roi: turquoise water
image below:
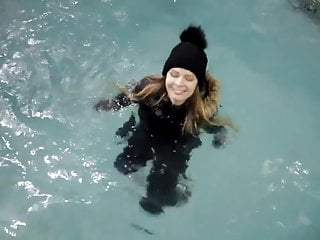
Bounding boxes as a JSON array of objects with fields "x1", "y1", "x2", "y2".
[{"x1": 1, "y1": 0, "x2": 320, "y2": 239}]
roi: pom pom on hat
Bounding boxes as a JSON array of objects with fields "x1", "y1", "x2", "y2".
[{"x1": 180, "y1": 25, "x2": 207, "y2": 50}]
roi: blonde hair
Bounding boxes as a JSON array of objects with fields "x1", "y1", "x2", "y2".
[{"x1": 118, "y1": 74, "x2": 237, "y2": 135}]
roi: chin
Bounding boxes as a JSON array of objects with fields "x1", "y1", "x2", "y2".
[{"x1": 169, "y1": 97, "x2": 185, "y2": 106}]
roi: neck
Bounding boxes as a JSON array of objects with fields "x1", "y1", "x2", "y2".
[
  {"x1": 167, "y1": 96, "x2": 185, "y2": 106},
  {"x1": 162, "y1": 96, "x2": 185, "y2": 109}
]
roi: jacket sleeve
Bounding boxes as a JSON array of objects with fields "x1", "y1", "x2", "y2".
[{"x1": 94, "y1": 78, "x2": 148, "y2": 111}]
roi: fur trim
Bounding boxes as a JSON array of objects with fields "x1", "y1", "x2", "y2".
[
  {"x1": 203, "y1": 74, "x2": 239, "y2": 131},
  {"x1": 203, "y1": 72, "x2": 220, "y2": 118}
]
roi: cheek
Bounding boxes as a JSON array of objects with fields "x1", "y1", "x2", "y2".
[
  {"x1": 165, "y1": 77, "x2": 174, "y2": 89},
  {"x1": 187, "y1": 81, "x2": 197, "y2": 93},
  {"x1": 165, "y1": 80, "x2": 169, "y2": 92}
]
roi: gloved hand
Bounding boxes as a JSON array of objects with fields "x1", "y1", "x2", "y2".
[
  {"x1": 94, "y1": 99, "x2": 113, "y2": 111},
  {"x1": 212, "y1": 126, "x2": 227, "y2": 148},
  {"x1": 139, "y1": 197, "x2": 164, "y2": 214}
]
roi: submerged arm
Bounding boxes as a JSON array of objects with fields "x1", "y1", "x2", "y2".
[
  {"x1": 94, "y1": 93, "x2": 132, "y2": 111},
  {"x1": 94, "y1": 78, "x2": 148, "y2": 111}
]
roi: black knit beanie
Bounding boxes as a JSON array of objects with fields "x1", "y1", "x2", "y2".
[{"x1": 162, "y1": 25, "x2": 208, "y2": 94}]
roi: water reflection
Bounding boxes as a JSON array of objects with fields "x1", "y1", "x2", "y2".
[
  {"x1": 262, "y1": 158, "x2": 310, "y2": 193},
  {"x1": 4, "y1": 220, "x2": 26, "y2": 237}
]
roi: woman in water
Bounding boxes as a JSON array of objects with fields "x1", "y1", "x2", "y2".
[{"x1": 95, "y1": 25, "x2": 231, "y2": 214}]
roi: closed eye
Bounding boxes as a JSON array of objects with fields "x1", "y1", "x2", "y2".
[
  {"x1": 169, "y1": 70, "x2": 179, "y2": 77},
  {"x1": 185, "y1": 77, "x2": 195, "y2": 81}
]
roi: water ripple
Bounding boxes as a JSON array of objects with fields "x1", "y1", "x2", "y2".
[
  {"x1": 48, "y1": 169, "x2": 78, "y2": 181},
  {"x1": 1, "y1": 156, "x2": 27, "y2": 172},
  {"x1": 3, "y1": 220, "x2": 26, "y2": 237}
]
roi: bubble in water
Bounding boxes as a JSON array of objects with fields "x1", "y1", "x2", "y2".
[
  {"x1": 298, "y1": 211, "x2": 312, "y2": 226},
  {"x1": 262, "y1": 158, "x2": 284, "y2": 175},
  {"x1": 12, "y1": 52, "x2": 22, "y2": 59},
  {"x1": 27, "y1": 38, "x2": 43, "y2": 45},
  {"x1": 10, "y1": 220, "x2": 26, "y2": 230},
  {"x1": 113, "y1": 10, "x2": 128, "y2": 23},
  {"x1": 91, "y1": 172, "x2": 106, "y2": 183},
  {"x1": 48, "y1": 169, "x2": 77, "y2": 180}
]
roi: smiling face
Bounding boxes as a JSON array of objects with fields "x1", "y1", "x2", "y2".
[{"x1": 165, "y1": 68, "x2": 198, "y2": 106}]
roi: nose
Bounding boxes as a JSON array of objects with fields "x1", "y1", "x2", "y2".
[{"x1": 174, "y1": 76, "x2": 184, "y2": 86}]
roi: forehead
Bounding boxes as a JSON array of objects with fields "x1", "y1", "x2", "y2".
[{"x1": 170, "y1": 67, "x2": 196, "y2": 77}]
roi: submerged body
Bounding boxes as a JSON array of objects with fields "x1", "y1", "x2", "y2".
[{"x1": 95, "y1": 73, "x2": 226, "y2": 213}]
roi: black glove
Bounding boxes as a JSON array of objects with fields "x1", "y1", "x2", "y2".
[
  {"x1": 94, "y1": 99, "x2": 113, "y2": 111},
  {"x1": 212, "y1": 126, "x2": 227, "y2": 148},
  {"x1": 115, "y1": 114, "x2": 136, "y2": 138}
]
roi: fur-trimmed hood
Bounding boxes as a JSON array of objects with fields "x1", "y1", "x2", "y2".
[
  {"x1": 203, "y1": 73, "x2": 238, "y2": 131},
  {"x1": 203, "y1": 72, "x2": 220, "y2": 118}
]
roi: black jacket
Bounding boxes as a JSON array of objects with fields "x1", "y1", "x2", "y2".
[{"x1": 94, "y1": 78, "x2": 226, "y2": 213}]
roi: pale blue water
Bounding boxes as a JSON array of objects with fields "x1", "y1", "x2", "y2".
[{"x1": 1, "y1": 0, "x2": 320, "y2": 239}]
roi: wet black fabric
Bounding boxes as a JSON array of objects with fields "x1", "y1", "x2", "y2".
[
  {"x1": 114, "y1": 98, "x2": 202, "y2": 212},
  {"x1": 95, "y1": 78, "x2": 225, "y2": 213}
]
